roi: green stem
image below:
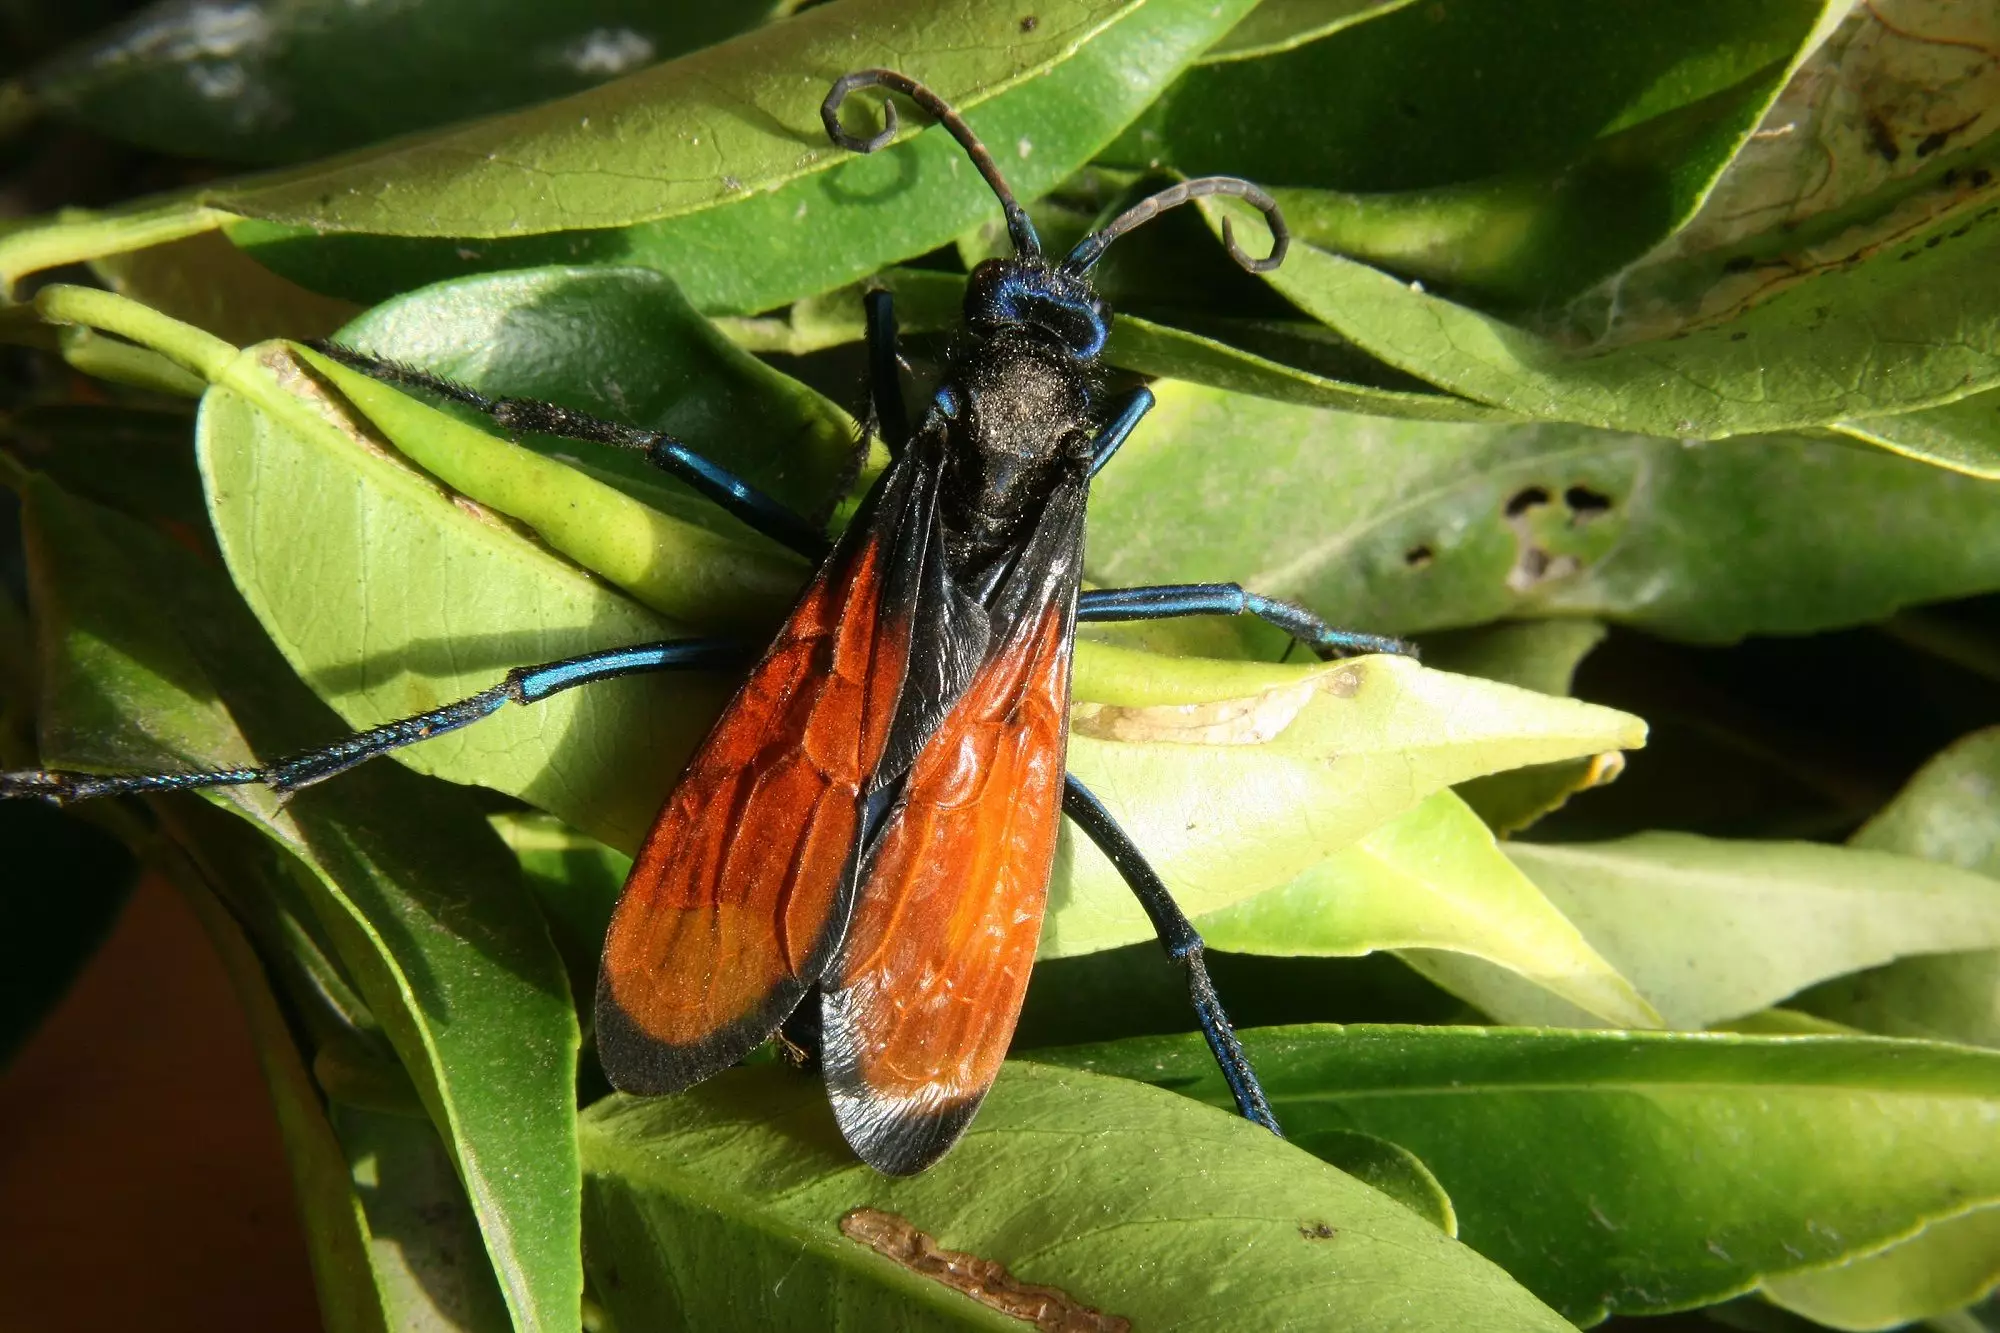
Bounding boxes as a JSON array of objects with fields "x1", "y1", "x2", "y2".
[
  {"x1": 0, "y1": 201, "x2": 230, "y2": 299},
  {"x1": 35, "y1": 284, "x2": 239, "y2": 383}
]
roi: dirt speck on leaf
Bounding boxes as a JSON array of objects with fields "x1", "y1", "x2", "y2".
[{"x1": 838, "y1": 1208, "x2": 1129, "y2": 1332}]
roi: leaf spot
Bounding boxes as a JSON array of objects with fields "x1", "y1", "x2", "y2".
[
  {"x1": 1298, "y1": 1220, "x2": 1337, "y2": 1240},
  {"x1": 839, "y1": 1208, "x2": 1130, "y2": 1332},
  {"x1": 1070, "y1": 677, "x2": 1321, "y2": 745}
]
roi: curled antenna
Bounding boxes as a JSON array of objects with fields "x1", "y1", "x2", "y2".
[
  {"x1": 1063, "y1": 177, "x2": 1289, "y2": 276},
  {"x1": 821, "y1": 69, "x2": 1040, "y2": 258}
]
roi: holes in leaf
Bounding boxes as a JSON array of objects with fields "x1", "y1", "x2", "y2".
[
  {"x1": 1565, "y1": 485, "x2": 1612, "y2": 518},
  {"x1": 1405, "y1": 544, "x2": 1434, "y2": 569},
  {"x1": 1504, "y1": 486, "x2": 1550, "y2": 517}
]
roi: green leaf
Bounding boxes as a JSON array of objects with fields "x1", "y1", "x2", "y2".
[
  {"x1": 579, "y1": 1061, "x2": 1571, "y2": 1331},
  {"x1": 1837, "y1": 388, "x2": 2000, "y2": 480},
  {"x1": 326, "y1": 265, "x2": 860, "y2": 519},
  {"x1": 1236, "y1": 194, "x2": 2000, "y2": 437},
  {"x1": 1032, "y1": 1025, "x2": 2000, "y2": 1324},
  {"x1": 20, "y1": 473, "x2": 581, "y2": 1332},
  {"x1": 1258, "y1": 67, "x2": 1796, "y2": 309},
  {"x1": 195, "y1": 354, "x2": 720, "y2": 853},
  {"x1": 1764, "y1": 1205, "x2": 2000, "y2": 1333},
  {"x1": 1194, "y1": 791, "x2": 1661, "y2": 1028},
  {"x1": 1116, "y1": 0, "x2": 1825, "y2": 188},
  {"x1": 1106, "y1": 313, "x2": 1521, "y2": 420},
  {"x1": 332, "y1": 1105, "x2": 515, "y2": 1332},
  {"x1": 2, "y1": 0, "x2": 1257, "y2": 310},
  {"x1": 1299, "y1": 1127, "x2": 1458, "y2": 1234},
  {"x1": 26, "y1": 0, "x2": 783, "y2": 164},
  {"x1": 1084, "y1": 381, "x2": 2000, "y2": 641},
  {"x1": 92, "y1": 230, "x2": 362, "y2": 348},
  {"x1": 219, "y1": 0, "x2": 1253, "y2": 315},
  {"x1": 1108, "y1": 0, "x2": 1840, "y2": 304},
  {"x1": 1558, "y1": 4, "x2": 2000, "y2": 352},
  {"x1": 1800, "y1": 728, "x2": 2000, "y2": 1050},
  {"x1": 1410, "y1": 833, "x2": 2000, "y2": 1030},
  {"x1": 1052, "y1": 648, "x2": 1646, "y2": 954},
  {"x1": 1200, "y1": 0, "x2": 1418, "y2": 64},
  {"x1": 1423, "y1": 620, "x2": 1622, "y2": 834},
  {"x1": 211, "y1": 0, "x2": 1151, "y2": 234}
]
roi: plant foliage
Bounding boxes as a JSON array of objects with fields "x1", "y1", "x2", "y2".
[{"x1": 3, "y1": 0, "x2": 1999, "y2": 1328}]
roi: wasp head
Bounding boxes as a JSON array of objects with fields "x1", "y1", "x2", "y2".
[{"x1": 962, "y1": 257, "x2": 1109, "y2": 362}]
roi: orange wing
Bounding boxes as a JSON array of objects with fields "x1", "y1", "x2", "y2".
[
  {"x1": 819, "y1": 598, "x2": 1074, "y2": 1174},
  {"x1": 595, "y1": 522, "x2": 913, "y2": 1095}
]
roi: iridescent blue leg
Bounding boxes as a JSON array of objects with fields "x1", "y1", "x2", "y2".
[
  {"x1": 1077, "y1": 584, "x2": 1416, "y2": 660},
  {"x1": 1089, "y1": 387, "x2": 1154, "y2": 478},
  {"x1": 311, "y1": 342, "x2": 829, "y2": 559},
  {"x1": 864, "y1": 288, "x2": 910, "y2": 453},
  {"x1": 1, "y1": 639, "x2": 743, "y2": 804},
  {"x1": 1061, "y1": 775, "x2": 1280, "y2": 1136}
]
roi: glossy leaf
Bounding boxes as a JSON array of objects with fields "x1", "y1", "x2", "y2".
[
  {"x1": 196, "y1": 355, "x2": 718, "y2": 854},
  {"x1": 220, "y1": 0, "x2": 1251, "y2": 316},
  {"x1": 1764, "y1": 1205, "x2": 2000, "y2": 1332},
  {"x1": 331, "y1": 1106, "x2": 514, "y2": 1333},
  {"x1": 579, "y1": 1061, "x2": 1570, "y2": 1331},
  {"x1": 1258, "y1": 67, "x2": 1796, "y2": 309},
  {"x1": 1236, "y1": 195, "x2": 2000, "y2": 438},
  {"x1": 1052, "y1": 648, "x2": 1645, "y2": 954},
  {"x1": 1033, "y1": 1025, "x2": 2000, "y2": 1324},
  {"x1": 1106, "y1": 313, "x2": 1518, "y2": 420},
  {"x1": 20, "y1": 473, "x2": 581, "y2": 1332},
  {"x1": 210, "y1": 0, "x2": 1152, "y2": 233},
  {"x1": 1802, "y1": 728, "x2": 2000, "y2": 1050},
  {"x1": 1200, "y1": 0, "x2": 1417, "y2": 63},
  {"x1": 1412, "y1": 833, "x2": 2000, "y2": 1030},
  {"x1": 1084, "y1": 381, "x2": 2000, "y2": 641},
  {"x1": 1194, "y1": 791, "x2": 1660, "y2": 1028},
  {"x1": 327, "y1": 265, "x2": 860, "y2": 518},
  {"x1": 1115, "y1": 0, "x2": 1825, "y2": 185},
  {"x1": 92, "y1": 230, "x2": 361, "y2": 347},
  {"x1": 1423, "y1": 619, "x2": 1618, "y2": 834},
  {"x1": 26, "y1": 0, "x2": 782, "y2": 164},
  {"x1": 1561, "y1": 1, "x2": 2000, "y2": 349},
  {"x1": 1, "y1": 0, "x2": 1256, "y2": 311},
  {"x1": 1109, "y1": 0, "x2": 1839, "y2": 304},
  {"x1": 1837, "y1": 389, "x2": 2000, "y2": 481}
]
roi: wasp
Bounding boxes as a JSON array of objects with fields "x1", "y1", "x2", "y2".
[{"x1": 5, "y1": 69, "x2": 1408, "y2": 1173}]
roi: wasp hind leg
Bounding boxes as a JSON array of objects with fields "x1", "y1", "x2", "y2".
[
  {"x1": 1077, "y1": 584, "x2": 1415, "y2": 661},
  {"x1": 1060, "y1": 775, "x2": 1281, "y2": 1137},
  {"x1": 309, "y1": 342, "x2": 830, "y2": 559},
  {"x1": 2, "y1": 638, "x2": 743, "y2": 804}
]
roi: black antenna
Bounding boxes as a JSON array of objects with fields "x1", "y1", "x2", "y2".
[
  {"x1": 1063, "y1": 177, "x2": 1289, "y2": 276},
  {"x1": 822, "y1": 69, "x2": 1041, "y2": 258}
]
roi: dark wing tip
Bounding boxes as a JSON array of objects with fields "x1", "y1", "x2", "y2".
[
  {"x1": 593, "y1": 970, "x2": 811, "y2": 1097},
  {"x1": 829, "y1": 1084, "x2": 988, "y2": 1176}
]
